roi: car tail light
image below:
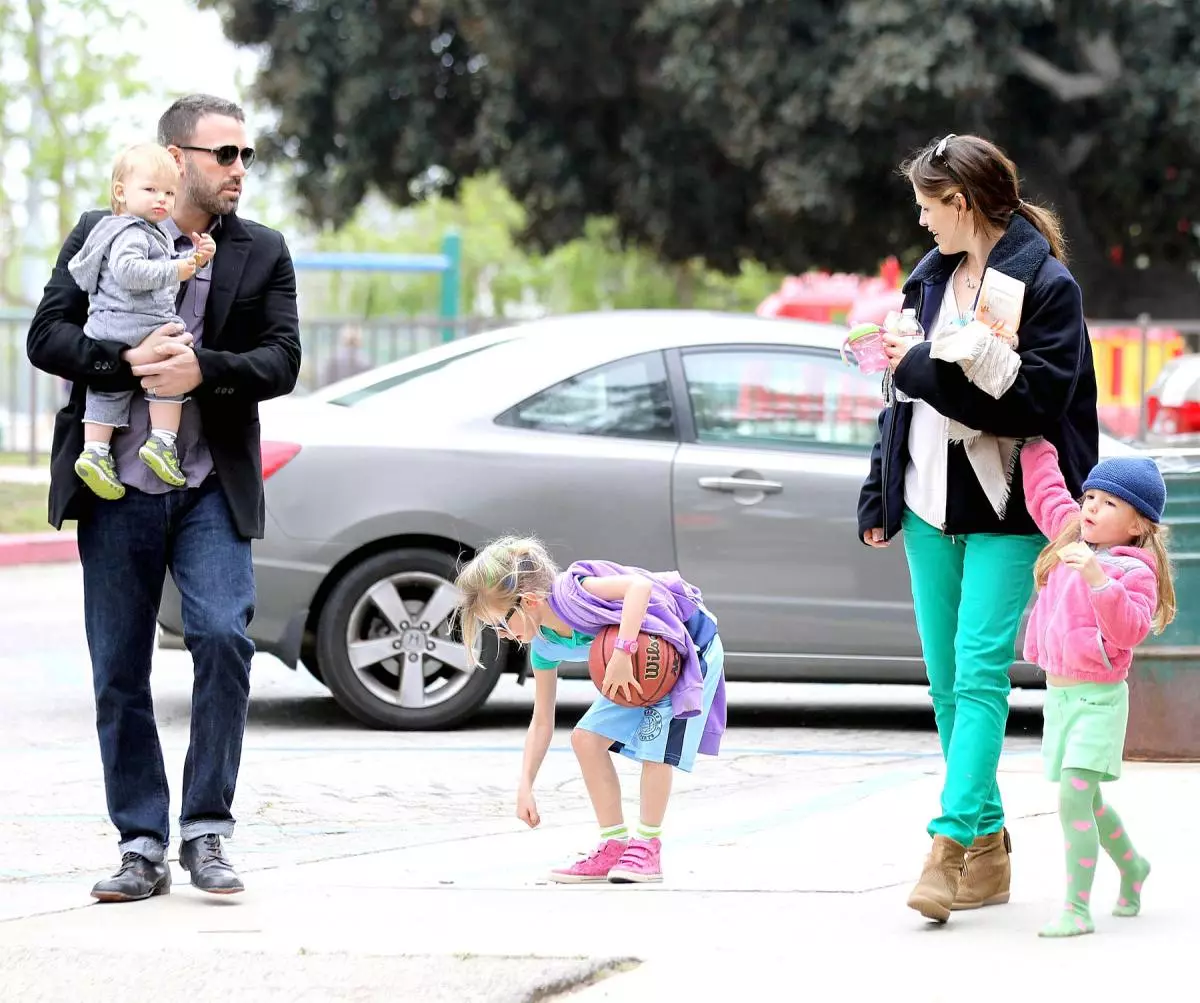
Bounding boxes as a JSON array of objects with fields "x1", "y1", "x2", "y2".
[
  {"x1": 1149, "y1": 400, "x2": 1200, "y2": 436},
  {"x1": 261, "y1": 441, "x2": 301, "y2": 479}
]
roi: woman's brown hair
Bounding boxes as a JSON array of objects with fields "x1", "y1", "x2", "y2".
[{"x1": 901, "y1": 134, "x2": 1068, "y2": 263}]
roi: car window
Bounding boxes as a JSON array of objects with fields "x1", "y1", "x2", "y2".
[
  {"x1": 497, "y1": 351, "x2": 676, "y2": 441},
  {"x1": 326, "y1": 337, "x2": 517, "y2": 407},
  {"x1": 682, "y1": 348, "x2": 881, "y2": 450}
]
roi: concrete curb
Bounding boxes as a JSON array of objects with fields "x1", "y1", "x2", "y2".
[{"x1": 0, "y1": 532, "x2": 78, "y2": 567}]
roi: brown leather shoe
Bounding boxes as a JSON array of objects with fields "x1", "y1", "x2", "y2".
[
  {"x1": 952, "y1": 827, "x2": 1012, "y2": 911},
  {"x1": 907, "y1": 834, "x2": 968, "y2": 923}
]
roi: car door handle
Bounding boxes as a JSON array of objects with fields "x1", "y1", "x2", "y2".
[{"x1": 698, "y1": 476, "x2": 783, "y2": 494}]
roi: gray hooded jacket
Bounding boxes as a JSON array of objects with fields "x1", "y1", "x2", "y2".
[{"x1": 67, "y1": 214, "x2": 184, "y2": 348}]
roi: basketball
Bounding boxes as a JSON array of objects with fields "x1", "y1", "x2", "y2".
[{"x1": 588, "y1": 626, "x2": 681, "y2": 708}]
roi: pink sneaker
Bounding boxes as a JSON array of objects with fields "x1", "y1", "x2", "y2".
[
  {"x1": 548, "y1": 838, "x2": 628, "y2": 884},
  {"x1": 607, "y1": 837, "x2": 662, "y2": 883}
]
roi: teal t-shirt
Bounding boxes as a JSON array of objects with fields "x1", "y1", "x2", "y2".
[{"x1": 529, "y1": 625, "x2": 594, "y2": 670}]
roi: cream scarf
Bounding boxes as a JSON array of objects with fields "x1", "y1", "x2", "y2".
[{"x1": 925, "y1": 266, "x2": 1024, "y2": 519}]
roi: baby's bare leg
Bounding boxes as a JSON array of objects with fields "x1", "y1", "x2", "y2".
[
  {"x1": 83, "y1": 422, "x2": 115, "y2": 445},
  {"x1": 147, "y1": 399, "x2": 182, "y2": 436}
]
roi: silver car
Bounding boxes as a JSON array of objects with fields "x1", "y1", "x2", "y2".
[{"x1": 157, "y1": 310, "x2": 1141, "y2": 729}]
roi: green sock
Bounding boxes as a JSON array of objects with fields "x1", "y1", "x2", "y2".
[
  {"x1": 636, "y1": 820, "x2": 662, "y2": 841},
  {"x1": 1092, "y1": 788, "x2": 1150, "y2": 917},
  {"x1": 1040, "y1": 769, "x2": 1102, "y2": 938},
  {"x1": 600, "y1": 823, "x2": 628, "y2": 843}
]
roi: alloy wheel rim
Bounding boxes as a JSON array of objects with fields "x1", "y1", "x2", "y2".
[{"x1": 343, "y1": 571, "x2": 477, "y2": 710}]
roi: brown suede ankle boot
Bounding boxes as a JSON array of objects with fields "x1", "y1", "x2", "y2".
[
  {"x1": 952, "y1": 828, "x2": 1012, "y2": 911},
  {"x1": 906, "y1": 834, "x2": 968, "y2": 923}
]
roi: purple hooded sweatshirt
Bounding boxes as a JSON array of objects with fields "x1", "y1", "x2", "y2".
[{"x1": 547, "y1": 560, "x2": 727, "y2": 757}]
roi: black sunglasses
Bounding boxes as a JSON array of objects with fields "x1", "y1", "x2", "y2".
[
  {"x1": 494, "y1": 601, "x2": 522, "y2": 636},
  {"x1": 179, "y1": 144, "x2": 256, "y2": 169}
]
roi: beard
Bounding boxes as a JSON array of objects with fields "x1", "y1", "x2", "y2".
[{"x1": 184, "y1": 169, "x2": 242, "y2": 217}]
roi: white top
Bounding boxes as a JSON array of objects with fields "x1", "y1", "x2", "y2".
[{"x1": 903, "y1": 278, "x2": 964, "y2": 530}]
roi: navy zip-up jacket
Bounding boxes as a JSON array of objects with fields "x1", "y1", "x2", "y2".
[{"x1": 857, "y1": 214, "x2": 1099, "y2": 542}]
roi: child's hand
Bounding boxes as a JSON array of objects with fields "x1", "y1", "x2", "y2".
[
  {"x1": 192, "y1": 232, "x2": 216, "y2": 268},
  {"x1": 516, "y1": 787, "x2": 540, "y2": 828},
  {"x1": 1057, "y1": 542, "x2": 1107, "y2": 588},
  {"x1": 601, "y1": 651, "x2": 643, "y2": 703},
  {"x1": 176, "y1": 257, "x2": 198, "y2": 282}
]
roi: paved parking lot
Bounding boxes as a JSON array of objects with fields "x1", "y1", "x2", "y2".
[{"x1": 2, "y1": 564, "x2": 1194, "y2": 1001}]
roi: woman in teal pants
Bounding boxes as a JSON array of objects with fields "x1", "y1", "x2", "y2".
[{"x1": 857, "y1": 134, "x2": 1099, "y2": 923}]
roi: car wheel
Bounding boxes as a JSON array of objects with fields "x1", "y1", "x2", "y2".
[{"x1": 316, "y1": 548, "x2": 504, "y2": 730}]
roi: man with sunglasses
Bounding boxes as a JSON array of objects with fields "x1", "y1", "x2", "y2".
[{"x1": 26, "y1": 94, "x2": 301, "y2": 902}]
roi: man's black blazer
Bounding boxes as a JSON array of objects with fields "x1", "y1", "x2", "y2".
[{"x1": 27, "y1": 209, "x2": 301, "y2": 539}]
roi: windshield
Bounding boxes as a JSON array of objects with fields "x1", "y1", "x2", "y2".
[{"x1": 325, "y1": 336, "x2": 518, "y2": 407}]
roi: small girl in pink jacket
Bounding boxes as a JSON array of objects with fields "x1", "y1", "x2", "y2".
[{"x1": 1020, "y1": 438, "x2": 1176, "y2": 938}]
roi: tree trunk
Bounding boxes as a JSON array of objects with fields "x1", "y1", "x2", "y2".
[
  {"x1": 26, "y1": 0, "x2": 70, "y2": 242},
  {"x1": 674, "y1": 263, "x2": 696, "y2": 308}
]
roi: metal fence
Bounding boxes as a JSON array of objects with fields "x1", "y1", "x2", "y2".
[
  {"x1": 0, "y1": 311, "x2": 502, "y2": 461},
  {"x1": 3, "y1": 309, "x2": 1200, "y2": 461}
]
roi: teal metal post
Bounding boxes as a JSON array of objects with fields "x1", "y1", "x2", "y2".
[{"x1": 439, "y1": 232, "x2": 462, "y2": 343}]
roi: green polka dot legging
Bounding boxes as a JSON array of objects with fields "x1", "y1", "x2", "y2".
[{"x1": 1040, "y1": 769, "x2": 1152, "y2": 938}]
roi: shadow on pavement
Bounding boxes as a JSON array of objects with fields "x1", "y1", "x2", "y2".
[
  {"x1": 239, "y1": 689, "x2": 1044, "y2": 739},
  {"x1": 463, "y1": 699, "x2": 1044, "y2": 738}
]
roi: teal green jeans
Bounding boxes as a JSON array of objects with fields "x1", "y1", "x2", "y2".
[{"x1": 902, "y1": 509, "x2": 1044, "y2": 847}]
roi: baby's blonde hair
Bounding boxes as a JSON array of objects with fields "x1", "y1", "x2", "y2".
[
  {"x1": 455, "y1": 536, "x2": 558, "y2": 667},
  {"x1": 1033, "y1": 515, "x2": 1177, "y2": 634},
  {"x1": 110, "y1": 143, "x2": 181, "y2": 214}
]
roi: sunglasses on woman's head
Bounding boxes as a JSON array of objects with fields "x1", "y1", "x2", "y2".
[
  {"x1": 179, "y1": 144, "x2": 256, "y2": 169},
  {"x1": 930, "y1": 134, "x2": 970, "y2": 207}
]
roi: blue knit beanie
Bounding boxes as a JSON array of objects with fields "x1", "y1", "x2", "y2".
[{"x1": 1081, "y1": 457, "x2": 1166, "y2": 524}]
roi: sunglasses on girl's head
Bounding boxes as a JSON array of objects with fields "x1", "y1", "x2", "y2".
[{"x1": 179, "y1": 144, "x2": 256, "y2": 169}]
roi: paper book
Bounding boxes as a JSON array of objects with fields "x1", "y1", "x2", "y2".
[{"x1": 974, "y1": 268, "x2": 1025, "y2": 344}]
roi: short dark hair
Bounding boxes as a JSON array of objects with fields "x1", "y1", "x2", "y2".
[{"x1": 158, "y1": 95, "x2": 245, "y2": 147}]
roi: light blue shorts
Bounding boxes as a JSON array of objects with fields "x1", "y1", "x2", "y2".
[{"x1": 575, "y1": 633, "x2": 724, "y2": 773}]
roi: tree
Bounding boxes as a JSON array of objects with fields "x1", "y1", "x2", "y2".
[
  {"x1": 202, "y1": 0, "x2": 1200, "y2": 316},
  {"x1": 0, "y1": 0, "x2": 148, "y2": 305},
  {"x1": 301, "y1": 173, "x2": 780, "y2": 319}
]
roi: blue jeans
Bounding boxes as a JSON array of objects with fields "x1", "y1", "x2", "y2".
[{"x1": 78, "y1": 476, "x2": 255, "y2": 863}]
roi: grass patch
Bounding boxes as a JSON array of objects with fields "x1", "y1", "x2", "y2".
[
  {"x1": 0, "y1": 452, "x2": 49, "y2": 467},
  {"x1": 0, "y1": 482, "x2": 51, "y2": 534}
]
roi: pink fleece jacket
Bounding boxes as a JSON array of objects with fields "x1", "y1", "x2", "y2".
[{"x1": 1020, "y1": 438, "x2": 1159, "y2": 682}]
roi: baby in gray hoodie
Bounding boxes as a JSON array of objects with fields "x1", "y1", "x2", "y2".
[{"x1": 67, "y1": 143, "x2": 215, "y2": 500}]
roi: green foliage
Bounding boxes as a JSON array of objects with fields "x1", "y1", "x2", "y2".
[
  {"x1": 204, "y1": 0, "x2": 1200, "y2": 315},
  {"x1": 1, "y1": 0, "x2": 148, "y2": 304},
  {"x1": 300, "y1": 174, "x2": 781, "y2": 317}
]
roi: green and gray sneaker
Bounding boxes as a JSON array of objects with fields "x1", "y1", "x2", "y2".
[
  {"x1": 139, "y1": 435, "x2": 186, "y2": 487},
  {"x1": 75, "y1": 448, "x2": 125, "y2": 500}
]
